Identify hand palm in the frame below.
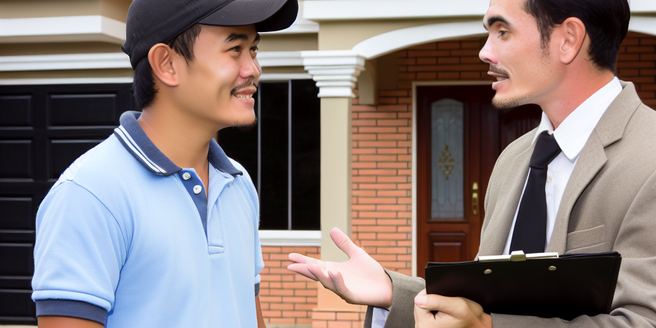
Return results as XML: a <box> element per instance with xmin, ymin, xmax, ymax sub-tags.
<box><xmin>288</xmin><ymin>228</ymin><xmax>393</xmax><ymax>308</ymax></box>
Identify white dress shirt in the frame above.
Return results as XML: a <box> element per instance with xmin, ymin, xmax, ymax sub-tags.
<box><xmin>502</xmin><ymin>77</ymin><xmax>622</xmax><ymax>254</ymax></box>
<box><xmin>372</xmin><ymin>77</ymin><xmax>623</xmax><ymax>328</ymax></box>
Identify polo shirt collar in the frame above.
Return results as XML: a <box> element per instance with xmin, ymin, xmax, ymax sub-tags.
<box><xmin>113</xmin><ymin>111</ymin><xmax>242</xmax><ymax>177</ymax></box>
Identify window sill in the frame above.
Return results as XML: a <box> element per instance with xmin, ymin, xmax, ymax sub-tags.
<box><xmin>259</xmin><ymin>230</ymin><xmax>321</xmax><ymax>247</ymax></box>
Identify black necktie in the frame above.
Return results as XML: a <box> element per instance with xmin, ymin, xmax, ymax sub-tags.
<box><xmin>510</xmin><ymin>131</ymin><xmax>562</xmax><ymax>253</ymax></box>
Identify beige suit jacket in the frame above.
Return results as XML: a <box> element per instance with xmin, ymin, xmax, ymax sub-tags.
<box><xmin>365</xmin><ymin>81</ymin><xmax>656</xmax><ymax>328</ymax></box>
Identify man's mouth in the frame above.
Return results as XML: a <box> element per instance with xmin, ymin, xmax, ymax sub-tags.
<box><xmin>233</xmin><ymin>93</ymin><xmax>253</xmax><ymax>100</ymax></box>
<box><xmin>487</xmin><ymin>65</ymin><xmax>510</xmax><ymax>81</ymax></box>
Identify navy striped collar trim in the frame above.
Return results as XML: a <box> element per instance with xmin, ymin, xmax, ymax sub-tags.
<box><xmin>114</xmin><ymin>111</ymin><xmax>242</xmax><ymax>177</ymax></box>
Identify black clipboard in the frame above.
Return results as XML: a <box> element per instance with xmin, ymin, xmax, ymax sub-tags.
<box><xmin>425</xmin><ymin>251</ymin><xmax>621</xmax><ymax>320</ymax></box>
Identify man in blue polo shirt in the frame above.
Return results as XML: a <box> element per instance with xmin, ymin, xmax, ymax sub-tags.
<box><xmin>31</xmin><ymin>0</ymin><xmax>298</xmax><ymax>327</ymax></box>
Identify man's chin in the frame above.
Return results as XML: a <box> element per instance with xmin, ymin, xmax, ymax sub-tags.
<box><xmin>234</xmin><ymin>118</ymin><xmax>258</xmax><ymax>132</ymax></box>
<box><xmin>491</xmin><ymin>93</ymin><xmax>531</xmax><ymax>109</ymax></box>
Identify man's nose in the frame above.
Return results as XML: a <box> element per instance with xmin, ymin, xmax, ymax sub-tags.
<box><xmin>241</xmin><ymin>54</ymin><xmax>261</xmax><ymax>80</ymax></box>
<box><xmin>479</xmin><ymin>36</ymin><xmax>497</xmax><ymax>65</ymax></box>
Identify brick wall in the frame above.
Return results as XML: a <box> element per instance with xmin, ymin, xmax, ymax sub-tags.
<box><xmin>260</xmin><ymin>246</ymin><xmax>319</xmax><ymax>327</ymax></box>
<box><xmin>617</xmin><ymin>33</ymin><xmax>656</xmax><ymax>107</ymax></box>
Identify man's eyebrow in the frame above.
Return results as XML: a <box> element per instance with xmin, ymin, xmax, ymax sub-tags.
<box><xmin>225</xmin><ymin>33</ymin><xmax>250</xmax><ymax>42</ymax></box>
<box><xmin>484</xmin><ymin>15</ymin><xmax>511</xmax><ymax>29</ymax></box>
<box><xmin>225</xmin><ymin>32</ymin><xmax>260</xmax><ymax>43</ymax></box>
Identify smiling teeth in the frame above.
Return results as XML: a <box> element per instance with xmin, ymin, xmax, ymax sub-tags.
<box><xmin>235</xmin><ymin>94</ymin><xmax>252</xmax><ymax>100</ymax></box>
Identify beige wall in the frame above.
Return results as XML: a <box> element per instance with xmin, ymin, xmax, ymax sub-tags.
<box><xmin>0</xmin><ymin>0</ymin><xmax>130</xmax><ymax>21</ymax></box>
<box><xmin>259</xmin><ymin>34</ymin><xmax>318</xmax><ymax>52</ymax></box>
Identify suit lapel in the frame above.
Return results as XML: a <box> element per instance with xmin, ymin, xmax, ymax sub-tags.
<box><xmin>547</xmin><ymin>81</ymin><xmax>640</xmax><ymax>254</ymax></box>
<box><xmin>478</xmin><ymin>139</ymin><xmax>533</xmax><ymax>256</ymax></box>
<box><xmin>547</xmin><ymin>134</ymin><xmax>607</xmax><ymax>254</ymax></box>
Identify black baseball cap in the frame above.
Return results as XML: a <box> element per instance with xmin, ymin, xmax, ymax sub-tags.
<box><xmin>122</xmin><ymin>0</ymin><xmax>299</xmax><ymax>69</ymax></box>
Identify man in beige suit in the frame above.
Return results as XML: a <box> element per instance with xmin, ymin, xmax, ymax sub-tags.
<box><xmin>288</xmin><ymin>0</ymin><xmax>656</xmax><ymax>327</ymax></box>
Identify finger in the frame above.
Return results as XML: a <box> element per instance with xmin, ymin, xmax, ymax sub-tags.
<box><xmin>287</xmin><ymin>263</ymin><xmax>318</xmax><ymax>281</ymax></box>
<box><xmin>414</xmin><ymin>289</ymin><xmax>428</xmax><ymax>308</ymax></box>
<box><xmin>289</xmin><ymin>253</ymin><xmax>311</xmax><ymax>264</ymax></box>
<box><xmin>308</xmin><ymin>262</ymin><xmax>337</xmax><ymax>292</ymax></box>
<box><xmin>420</xmin><ymin>294</ymin><xmax>466</xmax><ymax>317</ymax></box>
<box><xmin>327</xmin><ymin>267</ymin><xmax>347</xmax><ymax>294</ymax></box>
<box><xmin>329</xmin><ymin>228</ymin><xmax>363</xmax><ymax>259</ymax></box>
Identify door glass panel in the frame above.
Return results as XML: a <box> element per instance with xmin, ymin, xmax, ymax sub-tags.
<box><xmin>431</xmin><ymin>98</ymin><xmax>464</xmax><ymax>220</ymax></box>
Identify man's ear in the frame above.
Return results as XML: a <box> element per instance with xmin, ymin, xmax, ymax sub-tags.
<box><xmin>556</xmin><ymin>17</ymin><xmax>587</xmax><ymax>65</ymax></box>
<box><xmin>148</xmin><ymin>43</ymin><xmax>180</xmax><ymax>87</ymax></box>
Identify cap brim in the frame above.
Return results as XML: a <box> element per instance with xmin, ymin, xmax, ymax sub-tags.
<box><xmin>199</xmin><ymin>0</ymin><xmax>298</xmax><ymax>32</ymax></box>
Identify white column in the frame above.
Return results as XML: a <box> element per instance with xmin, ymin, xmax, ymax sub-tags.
<box><xmin>301</xmin><ymin>51</ymin><xmax>365</xmax><ymax>264</ymax></box>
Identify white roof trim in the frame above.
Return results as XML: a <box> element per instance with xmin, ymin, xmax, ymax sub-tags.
<box><xmin>0</xmin><ymin>77</ymin><xmax>133</xmax><ymax>85</ymax></box>
<box><xmin>0</xmin><ymin>53</ymin><xmax>131</xmax><ymax>71</ymax></box>
<box><xmin>0</xmin><ymin>51</ymin><xmax>307</xmax><ymax>72</ymax></box>
<box><xmin>629</xmin><ymin>16</ymin><xmax>656</xmax><ymax>36</ymax></box>
<box><xmin>353</xmin><ymin>20</ymin><xmax>486</xmax><ymax>59</ymax></box>
<box><xmin>304</xmin><ymin>0</ymin><xmax>489</xmax><ymax>21</ymax></box>
<box><xmin>0</xmin><ymin>15</ymin><xmax>126</xmax><ymax>44</ymax></box>
<box><xmin>304</xmin><ymin>0</ymin><xmax>656</xmax><ymax>21</ymax></box>
<box><xmin>259</xmin><ymin>230</ymin><xmax>321</xmax><ymax>247</ymax></box>
<box><xmin>257</xmin><ymin>51</ymin><xmax>304</xmax><ymax>67</ymax></box>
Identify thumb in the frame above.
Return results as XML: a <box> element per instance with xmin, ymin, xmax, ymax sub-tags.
<box><xmin>329</xmin><ymin>228</ymin><xmax>361</xmax><ymax>258</ymax></box>
<box><xmin>416</xmin><ymin>293</ymin><xmax>461</xmax><ymax>316</ymax></box>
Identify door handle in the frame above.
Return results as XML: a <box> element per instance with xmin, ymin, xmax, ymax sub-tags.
<box><xmin>472</xmin><ymin>182</ymin><xmax>479</xmax><ymax>215</ymax></box>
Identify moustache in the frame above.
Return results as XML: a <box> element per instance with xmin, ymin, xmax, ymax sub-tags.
<box><xmin>231</xmin><ymin>77</ymin><xmax>257</xmax><ymax>95</ymax></box>
<box><xmin>489</xmin><ymin>65</ymin><xmax>509</xmax><ymax>77</ymax></box>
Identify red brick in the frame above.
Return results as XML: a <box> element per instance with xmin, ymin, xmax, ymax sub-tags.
<box><xmin>408</xmin><ymin>43</ymin><xmax>438</xmax><ymax>50</ymax></box>
<box><xmin>359</xmin><ymin>155</ymin><xmax>397</xmax><ymax>162</ymax></box>
<box><xmin>398</xmin><ymin>58</ymin><xmax>416</xmax><ymax>65</ymax></box>
<box><xmin>417</xmin><ymin>72</ymin><xmax>437</xmax><ymax>80</ymax></box>
<box><xmin>376</xmin><ymin>190</ymin><xmax>407</xmax><ymax>197</ymax></box>
<box><xmin>352</xmin><ymin>190</ymin><xmax>376</xmax><ymax>197</ymax></box>
<box><xmin>407</xmin><ymin>50</ymin><xmax>450</xmax><ymax>57</ymax></box>
<box><xmin>358</xmin><ymin>169</ymin><xmax>398</xmax><ymax>175</ymax></box>
<box><xmin>377</xmin><ymin>162</ymin><xmax>408</xmax><ymax>169</ymax></box>
<box><xmin>377</xmin><ymin>119</ymin><xmax>409</xmax><ymax>126</ymax></box>
<box><xmin>417</xmin><ymin>57</ymin><xmax>437</xmax><ymax>65</ymax></box>
<box><xmin>378</xmin><ymin>90</ymin><xmax>408</xmax><ymax>97</ymax></box>
<box><xmin>377</xmin><ymin>205</ymin><xmax>407</xmax><ymax>211</ymax></box>
<box><xmin>437</xmin><ymin>57</ymin><xmax>460</xmax><ymax>64</ymax></box>
<box><xmin>358</xmin><ymin>127</ymin><xmax>398</xmax><ymax>133</ymax></box>
<box><xmin>377</xmin><ymin>148</ymin><xmax>408</xmax><ymax>155</ymax></box>
<box><xmin>627</xmin><ymin>46</ymin><xmax>655</xmax><ymax>53</ymax></box>
<box><xmin>377</xmin><ymin>133</ymin><xmax>409</xmax><ymax>140</ymax></box>
<box><xmin>437</xmin><ymin>41</ymin><xmax>461</xmax><ymax>50</ymax></box>
<box><xmin>359</xmin><ymin>211</ymin><xmax>398</xmax><ymax>218</ymax></box>
<box><xmin>378</xmin><ymin>98</ymin><xmax>398</xmax><ymax>104</ymax></box>
<box><xmin>352</xmin><ymin>205</ymin><xmax>376</xmax><ymax>211</ymax></box>
<box><xmin>358</xmin><ymin>197</ymin><xmax>397</xmax><ymax>204</ymax></box>
<box><xmin>359</xmin><ymin>141</ymin><xmax>398</xmax><ymax>147</ymax></box>
<box><xmin>438</xmin><ymin>72</ymin><xmax>460</xmax><ymax>79</ymax></box>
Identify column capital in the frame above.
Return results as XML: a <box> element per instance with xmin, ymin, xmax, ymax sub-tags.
<box><xmin>301</xmin><ymin>50</ymin><xmax>366</xmax><ymax>98</ymax></box>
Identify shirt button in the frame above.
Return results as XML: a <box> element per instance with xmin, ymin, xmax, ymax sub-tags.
<box><xmin>182</xmin><ymin>172</ymin><xmax>191</xmax><ymax>180</ymax></box>
<box><xmin>547</xmin><ymin>175</ymin><xmax>553</xmax><ymax>183</ymax></box>
<box><xmin>193</xmin><ymin>185</ymin><xmax>202</xmax><ymax>195</ymax></box>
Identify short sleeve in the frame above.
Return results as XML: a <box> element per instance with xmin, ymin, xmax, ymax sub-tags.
<box><xmin>32</xmin><ymin>181</ymin><xmax>128</xmax><ymax>323</ymax></box>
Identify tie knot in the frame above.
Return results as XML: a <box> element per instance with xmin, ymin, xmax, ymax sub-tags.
<box><xmin>529</xmin><ymin>131</ymin><xmax>561</xmax><ymax>169</ymax></box>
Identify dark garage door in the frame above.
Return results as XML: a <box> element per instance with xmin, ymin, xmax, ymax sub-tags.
<box><xmin>0</xmin><ymin>83</ymin><xmax>134</xmax><ymax>324</ymax></box>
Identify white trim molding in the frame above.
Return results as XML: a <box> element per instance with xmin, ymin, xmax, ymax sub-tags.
<box><xmin>0</xmin><ymin>15</ymin><xmax>125</xmax><ymax>44</ymax></box>
<box><xmin>304</xmin><ymin>0</ymin><xmax>489</xmax><ymax>21</ymax></box>
<box><xmin>258</xmin><ymin>51</ymin><xmax>304</xmax><ymax>67</ymax></box>
<box><xmin>301</xmin><ymin>50</ymin><xmax>365</xmax><ymax>98</ymax></box>
<box><xmin>629</xmin><ymin>16</ymin><xmax>656</xmax><ymax>37</ymax></box>
<box><xmin>0</xmin><ymin>51</ymin><xmax>310</xmax><ymax>72</ymax></box>
<box><xmin>353</xmin><ymin>21</ymin><xmax>486</xmax><ymax>59</ymax></box>
<box><xmin>0</xmin><ymin>53</ymin><xmax>131</xmax><ymax>71</ymax></box>
<box><xmin>304</xmin><ymin>0</ymin><xmax>656</xmax><ymax>21</ymax></box>
<box><xmin>259</xmin><ymin>230</ymin><xmax>322</xmax><ymax>247</ymax></box>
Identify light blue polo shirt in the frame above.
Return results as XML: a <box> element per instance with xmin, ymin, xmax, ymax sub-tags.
<box><xmin>32</xmin><ymin>111</ymin><xmax>264</xmax><ymax>327</ymax></box>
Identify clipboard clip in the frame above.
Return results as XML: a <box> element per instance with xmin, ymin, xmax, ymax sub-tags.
<box><xmin>479</xmin><ymin>250</ymin><xmax>559</xmax><ymax>262</ymax></box>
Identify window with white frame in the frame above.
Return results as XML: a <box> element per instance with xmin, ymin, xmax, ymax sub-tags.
<box><xmin>218</xmin><ymin>79</ymin><xmax>320</xmax><ymax>230</ymax></box>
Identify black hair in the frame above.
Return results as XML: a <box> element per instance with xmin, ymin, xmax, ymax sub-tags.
<box><xmin>523</xmin><ymin>0</ymin><xmax>630</xmax><ymax>72</ymax></box>
<box><xmin>132</xmin><ymin>24</ymin><xmax>202</xmax><ymax>109</ymax></box>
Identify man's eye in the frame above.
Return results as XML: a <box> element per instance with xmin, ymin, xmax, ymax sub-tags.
<box><xmin>231</xmin><ymin>46</ymin><xmax>242</xmax><ymax>52</ymax></box>
<box><xmin>251</xmin><ymin>46</ymin><xmax>259</xmax><ymax>52</ymax></box>
<box><xmin>498</xmin><ymin>30</ymin><xmax>507</xmax><ymax>37</ymax></box>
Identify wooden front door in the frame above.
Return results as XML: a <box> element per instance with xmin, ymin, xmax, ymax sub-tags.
<box><xmin>416</xmin><ymin>85</ymin><xmax>541</xmax><ymax>278</ymax></box>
